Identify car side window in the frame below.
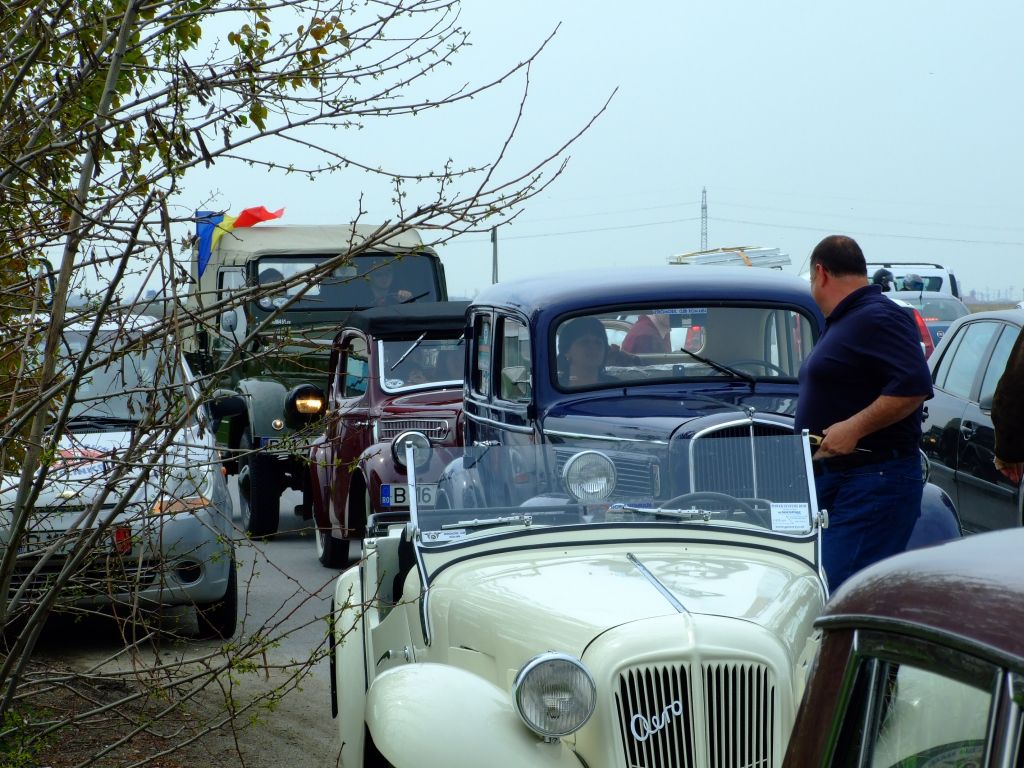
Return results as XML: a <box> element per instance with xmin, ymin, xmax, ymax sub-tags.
<box><xmin>498</xmin><ymin>316</ymin><xmax>531</xmax><ymax>402</ymax></box>
<box><xmin>341</xmin><ymin>337</ymin><xmax>369</xmax><ymax>398</ymax></box>
<box><xmin>827</xmin><ymin>634</ymin><xmax>998</xmax><ymax>768</ymax></box>
<box><xmin>937</xmin><ymin>322</ymin><xmax>998</xmax><ymax>400</ymax></box>
<box><xmin>979</xmin><ymin>325</ymin><xmax>1018</xmax><ymax>406</ymax></box>
<box><xmin>472</xmin><ymin>314</ymin><xmax>492</xmax><ymax>397</ymax></box>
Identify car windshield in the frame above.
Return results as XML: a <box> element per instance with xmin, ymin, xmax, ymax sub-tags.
<box><xmin>379</xmin><ymin>337</ymin><xmax>465</xmax><ymax>392</ymax></box>
<box><xmin>398</xmin><ymin>433</ymin><xmax>818</xmax><ymax>547</ymax></box>
<box><xmin>254</xmin><ymin>253</ymin><xmax>442</xmax><ymax>311</ymax></box>
<box><xmin>553</xmin><ymin>305</ymin><xmax>816</xmax><ymax>391</ymax></box>
<box><xmin>54</xmin><ymin>329</ymin><xmax>184</xmax><ymax>423</ymax></box>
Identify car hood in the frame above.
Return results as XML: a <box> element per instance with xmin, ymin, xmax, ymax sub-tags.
<box><xmin>540</xmin><ymin>390</ymin><xmax>798</xmax><ymax>440</ymax></box>
<box><xmin>0</xmin><ymin>427</ymin><xmax>209</xmax><ymax>516</ymax></box>
<box><xmin>427</xmin><ymin>540</ymin><xmax>822</xmax><ymax>664</ymax></box>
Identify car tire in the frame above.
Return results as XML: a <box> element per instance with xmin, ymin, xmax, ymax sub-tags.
<box><xmin>237</xmin><ymin>428</ymin><xmax>281</xmax><ymax>537</ymax></box>
<box><xmin>315</xmin><ymin>524</ymin><xmax>347</xmax><ymax>568</ymax></box>
<box><xmin>195</xmin><ymin>554</ymin><xmax>238</xmax><ymax>640</ymax></box>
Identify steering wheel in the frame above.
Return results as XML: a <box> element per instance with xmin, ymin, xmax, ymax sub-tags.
<box><xmin>727</xmin><ymin>359</ymin><xmax>788</xmax><ymax>377</ymax></box>
<box><xmin>659</xmin><ymin>491</ymin><xmax>772</xmax><ymax>527</ymax></box>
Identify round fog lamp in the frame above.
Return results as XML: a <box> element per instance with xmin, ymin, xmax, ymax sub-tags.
<box><xmin>513</xmin><ymin>652</ymin><xmax>596</xmax><ymax>739</ymax></box>
<box><xmin>392</xmin><ymin>431</ymin><xmax>432</xmax><ymax>470</ymax></box>
<box><xmin>562</xmin><ymin>450</ymin><xmax>616</xmax><ymax>502</ymax></box>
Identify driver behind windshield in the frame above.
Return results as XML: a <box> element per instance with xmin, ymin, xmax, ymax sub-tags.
<box><xmin>558</xmin><ymin>316</ymin><xmax>612</xmax><ymax>388</ymax></box>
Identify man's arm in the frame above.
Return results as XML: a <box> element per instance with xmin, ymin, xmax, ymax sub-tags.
<box><xmin>817</xmin><ymin>394</ymin><xmax>927</xmax><ymax>457</ymax></box>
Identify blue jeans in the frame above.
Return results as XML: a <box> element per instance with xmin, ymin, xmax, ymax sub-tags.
<box><xmin>815</xmin><ymin>456</ymin><xmax>922</xmax><ymax>591</ymax></box>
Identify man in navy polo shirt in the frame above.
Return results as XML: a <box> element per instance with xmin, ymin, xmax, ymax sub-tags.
<box><xmin>796</xmin><ymin>235</ymin><xmax>932</xmax><ymax>590</ymax></box>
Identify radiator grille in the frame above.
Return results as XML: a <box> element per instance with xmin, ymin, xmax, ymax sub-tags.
<box><xmin>378</xmin><ymin>419</ymin><xmax>449</xmax><ymax>441</ymax></box>
<box><xmin>689</xmin><ymin>423</ymin><xmax>808</xmax><ymax>504</ymax></box>
<box><xmin>615</xmin><ymin>662</ymin><xmax>776</xmax><ymax>768</ymax></box>
<box><xmin>9</xmin><ymin>556</ymin><xmax>162</xmax><ymax>605</ymax></box>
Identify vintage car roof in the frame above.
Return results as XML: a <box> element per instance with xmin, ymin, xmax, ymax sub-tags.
<box><xmin>343</xmin><ymin>301</ymin><xmax>470</xmax><ymax>336</ymax></box>
<box><xmin>819</xmin><ymin>528</ymin><xmax>1024</xmax><ymax>663</ymax></box>
<box><xmin>472</xmin><ymin>266</ymin><xmax>820</xmax><ymax>318</ymax></box>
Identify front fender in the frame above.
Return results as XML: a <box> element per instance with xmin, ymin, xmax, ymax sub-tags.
<box><xmin>237</xmin><ymin>378</ymin><xmax>287</xmax><ymax>438</ymax></box>
<box><xmin>908</xmin><ymin>482</ymin><xmax>962</xmax><ymax>550</ymax></box>
<box><xmin>366</xmin><ymin>664</ymin><xmax>582</xmax><ymax>768</ymax></box>
<box><xmin>332</xmin><ymin>566</ymin><xmax>367</xmax><ymax>766</ymax></box>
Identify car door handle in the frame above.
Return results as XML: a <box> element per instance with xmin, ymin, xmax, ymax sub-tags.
<box><xmin>960</xmin><ymin>422</ymin><xmax>976</xmax><ymax>440</ymax></box>
<box><xmin>473</xmin><ymin>440</ymin><xmax>499</xmax><ymax>447</ymax></box>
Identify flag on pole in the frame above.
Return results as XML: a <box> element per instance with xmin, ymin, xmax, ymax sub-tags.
<box><xmin>195</xmin><ymin>206</ymin><xmax>285</xmax><ymax>276</ymax></box>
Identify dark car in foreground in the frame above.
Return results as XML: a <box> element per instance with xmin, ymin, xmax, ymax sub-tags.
<box><xmin>921</xmin><ymin>308</ymin><xmax>1023</xmax><ymax>532</ymax></box>
<box><xmin>307</xmin><ymin>301</ymin><xmax>468</xmax><ymax>566</ymax></box>
<box><xmin>784</xmin><ymin>527</ymin><xmax>1024</xmax><ymax>767</ymax></box>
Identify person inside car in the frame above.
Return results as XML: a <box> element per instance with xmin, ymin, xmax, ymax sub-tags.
<box><xmin>558</xmin><ymin>316</ymin><xmax>614</xmax><ymax>388</ymax></box>
<box><xmin>367</xmin><ymin>262</ymin><xmax>413</xmax><ymax>306</ymax></box>
<box><xmin>621</xmin><ymin>313</ymin><xmax>671</xmax><ymax>353</ymax></box>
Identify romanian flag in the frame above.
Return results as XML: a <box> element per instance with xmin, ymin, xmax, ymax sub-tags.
<box><xmin>195</xmin><ymin>206</ymin><xmax>285</xmax><ymax>276</ymax></box>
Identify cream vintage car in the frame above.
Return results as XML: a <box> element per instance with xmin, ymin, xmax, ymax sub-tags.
<box><xmin>330</xmin><ymin>432</ymin><xmax>829</xmax><ymax>767</ymax></box>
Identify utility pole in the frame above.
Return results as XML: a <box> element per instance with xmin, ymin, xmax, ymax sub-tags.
<box><xmin>490</xmin><ymin>226</ymin><xmax>498</xmax><ymax>284</ymax></box>
<box><xmin>700</xmin><ymin>187</ymin><xmax>708</xmax><ymax>251</ymax></box>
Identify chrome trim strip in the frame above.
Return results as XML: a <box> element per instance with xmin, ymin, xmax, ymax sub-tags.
<box><xmin>627</xmin><ymin>552</ymin><xmax>688</xmax><ymax>614</ymax></box>
<box><xmin>544</xmin><ymin>429</ymin><xmax>668</xmax><ymax>445</ymax></box>
<box><xmin>464</xmin><ymin>412</ymin><xmax>533</xmax><ymax>434</ymax></box>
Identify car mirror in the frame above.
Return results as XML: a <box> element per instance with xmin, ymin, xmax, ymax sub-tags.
<box><xmin>979</xmin><ymin>393</ymin><xmax>994</xmax><ymax>412</ymax></box>
<box><xmin>207</xmin><ymin>390</ymin><xmax>246</xmax><ymax>421</ymax></box>
<box><xmin>221</xmin><ymin>309</ymin><xmax>238</xmax><ymax>332</ymax></box>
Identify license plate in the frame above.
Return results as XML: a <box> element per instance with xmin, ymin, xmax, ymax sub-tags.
<box><xmin>380</xmin><ymin>484</ymin><xmax>437</xmax><ymax>508</ymax></box>
<box><xmin>17</xmin><ymin>529</ymin><xmax>92</xmax><ymax>556</ymax></box>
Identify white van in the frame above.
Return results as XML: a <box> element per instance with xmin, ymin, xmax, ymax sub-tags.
<box><xmin>866</xmin><ymin>261</ymin><xmax>961</xmax><ymax>298</ymax></box>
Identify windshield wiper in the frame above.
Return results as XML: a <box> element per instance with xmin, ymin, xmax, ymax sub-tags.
<box><xmin>390</xmin><ymin>332</ymin><xmax>427</xmax><ymax>371</ymax></box>
<box><xmin>441</xmin><ymin>513</ymin><xmax>534</xmax><ymax>530</ymax></box>
<box><xmin>65</xmin><ymin>415</ymin><xmax>139</xmax><ymax>428</ymax></box>
<box><xmin>609</xmin><ymin>503</ymin><xmax>712</xmax><ymax>522</ymax></box>
<box><xmin>400</xmin><ymin>290</ymin><xmax>431</xmax><ymax>304</ymax></box>
<box><xmin>676</xmin><ymin>348</ymin><xmax>756</xmax><ymax>388</ymax></box>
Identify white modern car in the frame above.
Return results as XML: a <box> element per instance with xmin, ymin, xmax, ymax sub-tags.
<box><xmin>0</xmin><ymin>314</ymin><xmax>243</xmax><ymax>637</ymax></box>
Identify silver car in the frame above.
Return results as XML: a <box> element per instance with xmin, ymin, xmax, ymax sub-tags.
<box><xmin>0</xmin><ymin>314</ymin><xmax>242</xmax><ymax>638</ymax></box>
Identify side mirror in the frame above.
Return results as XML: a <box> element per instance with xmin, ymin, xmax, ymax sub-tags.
<box><xmin>979</xmin><ymin>393</ymin><xmax>994</xmax><ymax>412</ymax></box>
<box><xmin>221</xmin><ymin>309</ymin><xmax>238</xmax><ymax>333</ymax></box>
<box><xmin>207</xmin><ymin>390</ymin><xmax>246</xmax><ymax>421</ymax></box>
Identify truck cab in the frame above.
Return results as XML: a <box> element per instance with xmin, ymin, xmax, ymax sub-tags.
<box><xmin>183</xmin><ymin>224</ymin><xmax>447</xmax><ymax>537</ymax></box>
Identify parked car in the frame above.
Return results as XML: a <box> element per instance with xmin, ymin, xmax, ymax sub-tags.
<box><xmin>0</xmin><ymin>314</ymin><xmax>243</xmax><ymax>637</ymax></box>
<box><xmin>865</xmin><ymin>260</ymin><xmax>961</xmax><ymax>298</ymax></box>
<box><xmin>328</xmin><ymin>267</ymin><xmax>961</xmax><ymax>768</ymax></box>
<box><xmin>886</xmin><ymin>290</ymin><xmax>970</xmax><ymax>347</ymax></box>
<box><xmin>783</xmin><ymin>526</ymin><xmax>1024</xmax><ymax>767</ymax></box>
<box><xmin>920</xmin><ymin>308</ymin><xmax>1024</xmax><ymax>532</ymax></box>
<box><xmin>307</xmin><ymin>301</ymin><xmax>469</xmax><ymax>567</ymax></box>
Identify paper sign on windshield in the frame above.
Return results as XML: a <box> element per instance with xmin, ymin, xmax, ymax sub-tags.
<box><xmin>770</xmin><ymin>502</ymin><xmax>810</xmax><ymax>533</ymax></box>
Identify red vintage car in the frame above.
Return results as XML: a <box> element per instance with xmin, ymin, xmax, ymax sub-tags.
<box><xmin>308</xmin><ymin>301</ymin><xmax>468</xmax><ymax>567</ymax></box>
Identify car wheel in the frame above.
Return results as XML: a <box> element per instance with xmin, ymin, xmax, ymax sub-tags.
<box><xmin>195</xmin><ymin>554</ymin><xmax>238</xmax><ymax>640</ymax></box>
<box><xmin>315</xmin><ymin>524</ymin><xmax>347</xmax><ymax>568</ymax></box>
<box><xmin>237</xmin><ymin>428</ymin><xmax>281</xmax><ymax>538</ymax></box>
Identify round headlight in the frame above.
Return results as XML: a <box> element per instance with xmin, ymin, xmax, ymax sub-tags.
<box><xmin>513</xmin><ymin>652</ymin><xmax>596</xmax><ymax>739</ymax></box>
<box><xmin>562</xmin><ymin>450</ymin><xmax>616</xmax><ymax>502</ymax></box>
<box><xmin>392</xmin><ymin>431</ymin><xmax>432</xmax><ymax>470</ymax></box>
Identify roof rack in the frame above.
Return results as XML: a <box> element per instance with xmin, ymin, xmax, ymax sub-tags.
<box><xmin>865</xmin><ymin>262</ymin><xmax>947</xmax><ymax>269</ymax></box>
<box><xmin>669</xmin><ymin>246</ymin><xmax>791</xmax><ymax>269</ymax></box>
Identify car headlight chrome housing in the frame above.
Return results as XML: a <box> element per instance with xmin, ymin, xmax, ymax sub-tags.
<box><xmin>513</xmin><ymin>652</ymin><xmax>596</xmax><ymax>740</ymax></box>
<box><xmin>562</xmin><ymin>450</ymin><xmax>616</xmax><ymax>503</ymax></box>
<box><xmin>392</xmin><ymin>430</ymin><xmax>432</xmax><ymax>471</ymax></box>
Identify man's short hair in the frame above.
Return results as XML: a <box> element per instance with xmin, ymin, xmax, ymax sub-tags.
<box><xmin>809</xmin><ymin>235</ymin><xmax>867</xmax><ymax>278</ymax></box>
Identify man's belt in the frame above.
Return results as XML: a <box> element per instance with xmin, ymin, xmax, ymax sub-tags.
<box><xmin>812</xmin><ymin>447</ymin><xmax>918</xmax><ymax>476</ymax></box>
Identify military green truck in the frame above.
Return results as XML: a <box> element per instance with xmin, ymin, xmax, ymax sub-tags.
<box><xmin>183</xmin><ymin>224</ymin><xmax>448</xmax><ymax>537</ymax></box>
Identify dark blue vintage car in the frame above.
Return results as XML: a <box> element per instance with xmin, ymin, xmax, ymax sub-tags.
<box><xmin>438</xmin><ymin>266</ymin><xmax>958</xmax><ymax>557</ymax></box>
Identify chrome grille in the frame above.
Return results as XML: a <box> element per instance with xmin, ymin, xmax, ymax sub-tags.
<box><xmin>615</xmin><ymin>662</ymin><xmax>776</xmax><ymax>768</ymax></box>
<box><xmin>616</xmin><ymin>664</ymin><xmax>696</xmax><ymax>768</ymax></box>
<box><xmin>554</xmin><ymin>449</ymin><xmax>655</xmax><ymax>498</ymax></box>
<box><xmin>378</xmin><ymin>419</ymin><xmax>449</xmax><ymax>441</ymax></box>
<box><xmin>690</xmin><ymin>423</ymin><xmax>808</xmax><ymax>504</ymax></box>
<box><xmin>704</xmin><ymin>662</ymin><xmax>775</xmax><ymax>768</ymax></box>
